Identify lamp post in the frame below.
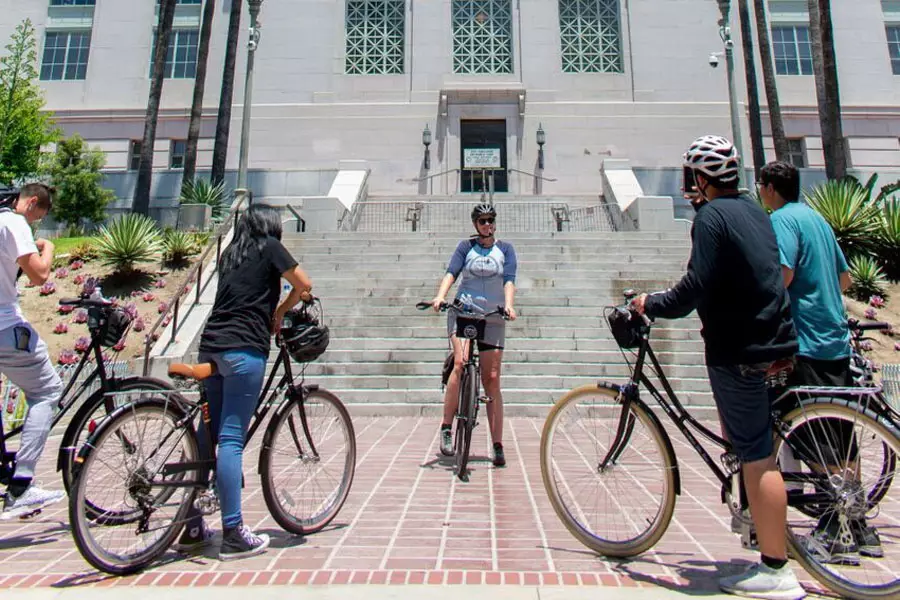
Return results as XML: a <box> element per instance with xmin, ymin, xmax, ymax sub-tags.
<box><xmin>536</xmin><ymin>123</ymin><xmax>546</xmax><ymax>170</ymax></box>
<box><xmin>237</xmin><ymin>0</ymin><xmax>263</xmax><ymax>192</ymax></box>
<box><xmin>716</xmin><ymin>0</ymin><xmax>745</xmax><ymax>170</ymax></box>
<box><xmin>422</xmin><ymin>124</ymin><xmax>432</xmax><ymax>171</ymax></box>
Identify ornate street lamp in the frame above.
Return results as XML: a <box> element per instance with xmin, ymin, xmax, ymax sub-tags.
<box><xmin>715</xmin><ymin>0</ymin><xmax>745</xmax><ymax>170</ymax></box>
<box><xmin>422</xmin><ymin>124</ymin><xmax>432</xmax><ymax>171</ymax></box>
<box><xmin>536</xmin><ymin>123</ymin><xmax>546</xmax><ymax>170</ymax></box>
<box><xmin>237</xmin><ymin>0</ymin><xmax>264</xmax><ymax>191</ymax></box>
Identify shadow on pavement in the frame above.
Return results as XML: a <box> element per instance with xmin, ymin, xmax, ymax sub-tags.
<box><xmin>0</xmin><ymin>522</ymin><xmax>68</xmax><ymax>551</ymax></box>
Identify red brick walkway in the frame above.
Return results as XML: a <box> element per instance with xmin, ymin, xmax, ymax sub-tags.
<box><xmin>0</xmin><ymin>416</ymin><xmax>826</xmax><ymax>594</ymax></box>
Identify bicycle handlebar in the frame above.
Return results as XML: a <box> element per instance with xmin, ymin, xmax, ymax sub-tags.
<box><xmin>848</xmin><ymin>318</ymin><xmax>892</xmax><ymax>333</ymax></box>
<box><xmin>59</xmin><ymin>297</ymin><xmax>114</xmax><ymax>309</ymax></box>
<box><xmin>416</xmin><ymin>301</ymin><xmax>510</xmax><ymax>320</ymax></box>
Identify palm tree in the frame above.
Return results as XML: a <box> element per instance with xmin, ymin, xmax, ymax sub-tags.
<box><xmin>182</xmin><ymin>0</ymin><xmax>217</xmax><ymax>186</ymax></box>
<box><xmin>210</xmin><ymin>0</ymin><xmax>243</xmax><ymax>186</ymax></box>
<box><xmin>753</xmin><ymin>0</ymin><xmax>789</xmax><ymax>161</ymax></box>
<box><xmin>736</xmin><ymin>0</ymin><xmax>765</xmax><ymax>177</ymax></box>
<box><xmin>807</xmin><ymin>0</ymin><xmax>847</xmax><ymax>179</ymax></box>
<box><xmin>133</xmin><ymin>0</ymin><xmax>178</xmax><ymax>216</ymax></box>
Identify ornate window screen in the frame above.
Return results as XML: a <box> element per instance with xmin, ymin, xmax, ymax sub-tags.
<box><xmin>345</xmin><ymin>0</ymin><xmax>406</xmax><ymax>75</ymax></box>
<box><xmin>559</xmin><ymin>0</ymin><xmax>622</xmax><ymax>73</ymax></box>
<box><xmin>452</xmin><ymin>0</ymin><xmax>513</xmax><ymax>74</ymax></box>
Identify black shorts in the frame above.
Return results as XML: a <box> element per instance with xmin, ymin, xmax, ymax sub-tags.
<box><xmin>708</xmin><ymin>364</ymin><xmax>774</xmax><ymax>463</ymax></box>
<box><xmin>779</xmin><ymin>356</ymin><xmax>858</xmax><ymax>466</ymax></box>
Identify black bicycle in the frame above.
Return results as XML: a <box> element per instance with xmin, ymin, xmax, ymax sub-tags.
<box><xmin>68</xmin><ymin>299</ymin><xmax>356</xmax><ymax>575</ymax></box>
<box><xmin>0</xmin><ymin>294</ymin><xmax>173</xmax><ymax>506</ymax></box>
<box><xmin>417</xmin><ymin>300</ymin><xmax>508</xmax><ymax>482</ymax></box>
<box><xmin>540</xmin><ymin>290</ymin><xmax>900</xmax><ymax>600</ymax></box>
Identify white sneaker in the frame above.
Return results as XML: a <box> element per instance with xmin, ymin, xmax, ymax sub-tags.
<box><xmin>1</xmin><ymin>485</ymin><xmax>65</xmax><ymax>520</ymax></box>
<box><xmin>719</xmin><ymin>563</ymin><xmax>805</xmax><ymax>600</ymax></box>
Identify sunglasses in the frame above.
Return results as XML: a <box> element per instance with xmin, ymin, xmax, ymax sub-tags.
<box><xmin>477</xmin><ymin>218</ymin><xmax>495</xmax><ymax>225</ymax></box>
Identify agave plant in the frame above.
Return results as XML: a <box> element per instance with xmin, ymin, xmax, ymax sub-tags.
<box><xmin>180</xmin><ymin>178</ymin><xmax>228</xmax><ymax>219</ymax></box>
<box><xmin>847</xmin><ymin>255</ymin><xmax>888</xmax><ymax>302</ymax></box>
<box><xmin>877</xmin><ymin>197</ymin><xmax>900</xmax><ymax>281</ymax></box>
<box><xmin>805</xmin><ymin>180</ymin><xmax>880</xmax><ymax>258</ymax></box>
<box><xmin>92</xmin><ymin>214</ymin><xmax>162</xmax><ymax>275</ymax></box>
<box><xmin>162</xmin><ymin>230</ymin><xmax>199</xmax><ymax>266</ymax></box>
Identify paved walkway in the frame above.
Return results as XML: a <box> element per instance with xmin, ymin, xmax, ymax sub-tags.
<box><xmin>0</xmin><ymin>417</ymin><xmax>827</xmax><ymax>596</ymax></box>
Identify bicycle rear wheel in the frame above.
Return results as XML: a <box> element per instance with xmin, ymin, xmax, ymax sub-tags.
<box><xmin>69</xmin><ymin>399</ymin><xmax>199</xmax><ymax>575</ymax></box>
<box><xmin>540</xmin><ymin>384</ymin><xmax>678</xmax><ymax>557</ymax></box>
<box><xmin>779</xmin><ymin>398</ymin><xmax>900</xmax><ymax>599</ymax></box>
<box><xmin>260</xmin><ymin>388</ymin><xmax>356</xmax><ymax>535</ymax></box>
<box><xmin>455</xmin><ymin>364</ymin><xmax>477</xmax><ymax>481</ymax></box>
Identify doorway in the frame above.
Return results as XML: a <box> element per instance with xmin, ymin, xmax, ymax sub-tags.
<box><xmin>460</xmin><ymin>119</ymin><xmax>508</xmax><ymax>193</ymax></box>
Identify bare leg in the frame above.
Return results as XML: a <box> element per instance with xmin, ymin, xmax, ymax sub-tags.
<box><xmin>743</xmin><ymin>454</ymin><xmax>788</xmax><ymax>560</ymax></box>
<box><xmin>442</xmin><ymin>336</ymin><xmax>469</xmax><ymax>426</ymax></box>
<box><xmin>480</xmin><ymin>349</ymin><xmax>504</xmax><ymax>445</ymax></box>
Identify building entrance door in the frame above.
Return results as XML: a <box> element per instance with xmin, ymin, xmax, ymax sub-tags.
<box><xmin>460</xmin><ymin>120</ymin><xmax>508</xmax><ymax>193</ymax></box>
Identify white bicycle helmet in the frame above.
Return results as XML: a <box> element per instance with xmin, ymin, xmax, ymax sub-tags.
<box><xmin>683</xmin><ymin>135</ymin><xmax>740</xmax><ymax>184</ymax></box>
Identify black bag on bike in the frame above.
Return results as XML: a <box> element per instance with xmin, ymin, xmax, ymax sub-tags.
<box><xmin>92</xmin><ymin>308</ymin><xmax>132</xmax><ymax>347</ymax></box>
<box><xmin>607</xmin><ymin>307</ymin><xmax>643</xmax><ymax>349</ymax></box>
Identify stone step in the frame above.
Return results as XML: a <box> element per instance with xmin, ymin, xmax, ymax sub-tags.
<box><xmin>319</xmin><ymin>325</ymin><xmax>701</xmax><ymax>340</ymax></box>
<box><xmin>312</xmin><ymin>336</ymin><xmax>704</xmax><ymax>351</ymax></box>
<box><xmin>315</xmin><ymin>306</ymin><xmax>696</xmax><ymax>319</ymax></box>
<box><xmin>302</xmin><ymin>315</ymin><xmax>700</xmax><ymax>328</ymax></box>
<box><xmin>302</xmin><ymin>295</ymin><xmax>678</xmax><ymax>308</ymax></box>
<box><xmin>304</xmin><ymin>388</ymin><xmax>715</xmax><ymax>406</ymax></box>
<box><xmin>285</xmin><ymin>232</ymin><xmax>689</xmax><ymax>241</ymax></box>
<box><xmin>301</xmin><ymin>262</ymin><xmax>688</xmax><ymax>273</ymax></box>
<box><xmin>299</xmin><ymin>277</ymin><xmax>682</xmax><ymax>290</ymax></box>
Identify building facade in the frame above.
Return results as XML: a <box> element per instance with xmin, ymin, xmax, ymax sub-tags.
<box><xmin>5</xmin><ymin>0</ymin><xmax>900</xmax><ymax>197</ymax></box>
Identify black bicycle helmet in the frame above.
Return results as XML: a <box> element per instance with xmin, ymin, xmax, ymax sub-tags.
<box><xmin>471</xmin><ymin>203</ymin><xmax>496</xmax><ymax>221</ymax></box>
<box><xmin>281</xmin><ymin>309</ymin><xmax>330</xmax><ymax>363</ymax></box>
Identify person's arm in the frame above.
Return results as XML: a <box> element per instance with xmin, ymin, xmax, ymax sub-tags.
<box><xmin>501</xmin><ymin>242</ymin><xmax>518</xmax><ymax>320</ymax></box>
<box><xmin>16</xmin><ymin>232</ymin><xmax>51</xmax><ymax>286</ymax></box>
<box><xmin>433</xmin><ymin>241</ymin><xmax>468</xmax><ymax>311</ymax></box>
<box><xmin>640</xmin><ymin>214</ymin><xmax>721</xmax><ymax>319</ymax></box>
<box><xmin>840</xmin><ymin>270</ymin><xmax>852</xmax><ymax>292</ymax></box>
<box><xmin>782</xmin><ymin>266</ymin><xmax>794</xmax><ymax>289</ymax></box>
<box><xmin>771</xmin><ymin>213</ymin><xmax>798</xmax><ymax>290</ymax></box>
<box><xmin>274</xmin><ymin>265</ymin><xmax>313</xmax><ymax>332</ymax></box>
<box><xmin>835</xmin><ymin>240</ymin><xmax>851</xmax><ymax>292</ymax></box>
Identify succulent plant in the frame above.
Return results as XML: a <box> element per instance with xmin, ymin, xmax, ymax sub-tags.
<box><xmin>39</xmin><ymin>282</ymin><xmax>56</xmax><ymax>296</ymax></box>
<box><xmin>58</xmin><ymin>304</ymin><xmax>75</xmax><ymax>315</ymax></box>
<box><xmin>162</xmin><ymin>314</ymin><xmax>172</xmax><ymax>327</ymax></box>
<box><xmin>142</xmin><ymin>292</ymin><xmax>156</xmax><ymax>302</ymax></box>
<box><xmin>70</xmin><ymin>260</ymin><xmax>84</xmax><ymax>270</ymax></box>
<box><xmin>870</xmin><ymin>295</ymin><xmax>886</xmax><ymax>309</ymax></box>
<box><xmin>58</xmin><ymin>350</ymin><xmax>78</xmax><ymax>365</ymax></box>
<box><xmin>81</xmin><ymin>277</ymin><xmax>98</xmax><ymax>297</ymax></box>
<box><xmin>860</xmin><ymin>340</ymin><xmax>874</xmax><ymax>352</ymax></box>
<box><xmin>865</xmin><ymin>307</ymin><xmax>878</xmax><ymax>320</ymax></box>
<box><xmin>123</xmin><ymin>302</ymin><xmax>139</xmax><ymax>320</ymax></box>
<box><xmin>53</xmin><ymin>322</ymin><xmax>69</xmax><ymax>334</ymax></box>
<box><xmin>74</xmin><ymin>336</ymin><xmax>91</xmax><ymax>353</ymax></box>
<box><xmin>895</xmin><ymin>342</ymin><xmax>900</xmax><ymax>352</ymax></box>
<box><xmin>132</xmin><ymin>317</ymin><xmax>146</xmax><ymax>332</ymax></box>
<box><xmin>144</xmin><ymin>332</ymin><xmax>160</xmax><ymax>345</ymax></box>
<box><xmin>158</xmin><ymin>302</ymin><xmax>169</xmax><ymax>314</ymax></box>
<box><xmin>73</xmin><ymin>309</ymin><xmax>88</xmax><ymax>324</ymax></box>
<box><xmin>55</xmin><ymin>267</ymin><xmax>69</xmax><ymax>279</ymax></box>
<box><xmin>154</xmin><ymin>278</ymin><xmax>167</xmax><ymax>289</ymax></box>
<box><xmin>113</xmin><ymin>338</ymin><xmax>126</xmax><ymax>352</ymax></box>
<box><xmin>73</xmin><ymin>274</ymin><xmax>85</xmax><ymax>286</ymax></box>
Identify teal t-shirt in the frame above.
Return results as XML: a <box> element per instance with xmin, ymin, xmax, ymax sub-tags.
<box><xmin>770</xmin><ymin>202</ymin><xmax>850</xmax><ymax>360</ymax></box>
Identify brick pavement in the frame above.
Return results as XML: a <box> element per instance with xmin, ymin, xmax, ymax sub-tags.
<box><xmin>0</xmin><ymin>416</ymin><xmax>831</xmax><ymax>595</ymax></box>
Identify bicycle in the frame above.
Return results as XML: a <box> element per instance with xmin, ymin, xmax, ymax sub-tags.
<box><xmin>417</xmin><ymin>300</ymin><xmax>509</xmax><ymax>482</ymax></box>
<box><xmin>540</xmin><ymin>290</ymin><xmax>900</xmax><ymax>599</ymax></box>
<box><xmin>67</xmin><ymin>298</ymin><xmax>357</xmax><ymax>575</ymax></box>
<box><xmin>0</xmin><ymin>293</ymin><xmax>173</xmax><ymax>507</ymax></box>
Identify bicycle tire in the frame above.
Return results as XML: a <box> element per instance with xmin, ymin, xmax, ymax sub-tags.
<box><xmin>69</xmin><ymin>399</ymin><xmax>199</xmax><ymax>576</ymax></box>
<box><xmin>455</xmin><ymin>364</ymin><xmax>477</xmax><ymax>480</ymax></box>
<box><xmin>540</xmin><ymin>383</ymin><xmax>678</xmax><ymax>557</ymax></box>
<box><xmin>260</xmin><ymin>388</ymin><xmax>356</xmax><ymax>535</ymax></box>
<box><xmin>779</xmin><ymin>399</ymin><xmax>900</xmax><ymax>600</ymax></box>
<box><xmin>59</xmin><ymin>376</ymin><xmax>174</xmax><ymax>493</ymax></box>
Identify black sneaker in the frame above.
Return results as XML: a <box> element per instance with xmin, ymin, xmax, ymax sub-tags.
<box><xmin>801</xmin><ymin>516</ymin><xmax>860</xmax><ymax>566</ymax></box>
<box><xmin>175</xmin><ymin>521</ymin><xmax>215</xmax><ymax>553</ymax></box>
<box><xmin>850</xmin><ymin>518</ymin><xmax>884</xmax><ymax>558</ymax></box>
<box><xmin>440</xmin><ymin>427</ymin><xmax>454</xmax><ymax>457</ymax></box>
<box><xmin>218</xmin><ymin>524</ymin><xmax>270</xmax><ymax>561</ymax></box>
<box><xmin>493</xmin><ymin>443</ymin><xmax>506</xmax><ymax>467</ymax></box>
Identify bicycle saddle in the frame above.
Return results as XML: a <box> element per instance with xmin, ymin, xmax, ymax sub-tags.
<box><xmin>168</xmin><ymin>363</ymin><xmax>216</xmax><ymax>382</ymax></box>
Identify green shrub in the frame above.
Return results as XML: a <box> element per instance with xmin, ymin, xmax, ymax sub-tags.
<box><xmin>805</xmin><ymin>180</ymin><xmax>880</xmax><ymax>258</ymax></box>
<box><xmin>93</xmin><ymin>214</ymin><xmax>162</xmax><ymax>274</ymax></box>
<box><xmin>47</xmin><ymin>134</ymin><xmax>114</xmax><ymax>228</ymax></box>
<box><xmin>847</xmin><ymin>254</ymin><xmax>888</xmax><ymax>302</ymax></box>
<box><xmin>68</xmin><ymin>240</ymin><xmax>98</xmax><ymax>261</ymax></box>
<box><xmin>162</xmin><ymin>230</ymin><xmax>198</xmax><ymax>266</ymax></box>
<box><xmin>180</xmin><ymin>178</ymin><xmax>228</xmax><ymax>220</ymax></box>
<box><xmin>878</xmin><ymin>197</ymin><xmax>900</xmax><ymax>281</ymax></box>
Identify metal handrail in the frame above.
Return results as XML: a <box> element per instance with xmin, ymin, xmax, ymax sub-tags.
<box><xmin>141</xmin><ymin>192</ymin><xmax>249</xmax><ymax>375</ymax></box>
<box><xmin>286</xmin><ymin>204</ymin><xmax>306</xmax><ymax>233</ymax></box>
<box><xmin>412</xmin><ymin>168</ymin><xmax>460</xmax><ymax>183</ymax></box>
<box><xmin>507</xmin><ymin>168</ymin><xmax>558</xmax><ymax>182</ymax></box>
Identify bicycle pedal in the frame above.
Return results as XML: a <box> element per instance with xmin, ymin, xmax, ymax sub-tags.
<box><xmin>479</xmin><ymin>395</ymin><xmax>492</xmax><ymax>403</ymax></box>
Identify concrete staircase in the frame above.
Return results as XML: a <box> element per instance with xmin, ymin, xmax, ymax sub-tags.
<box><xmin>206</xmin><ymin>228</ymin><xmax>711</xmax><ymax>414</ymax></box>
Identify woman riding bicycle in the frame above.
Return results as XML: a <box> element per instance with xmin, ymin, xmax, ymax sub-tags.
<box><xmin>430</xmin><ymin>204</ymin><xmax>517</xmax><ymax>467</ymax></box>
<box><xmin>177</xmin><ymin>204</ymin><xmax>312</xmax><ymax>561</ymax></box>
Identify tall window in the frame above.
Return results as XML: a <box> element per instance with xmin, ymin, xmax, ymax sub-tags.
<box><xmin>345</xmin><ymin>0</ymin><xmax>405</xmax><ymax>74</ymax></box>
<box><xmin>786</xmin><ymin>138</ymin><xmax>807</xmax><ymax>168</ymax></box>
<box><xmin>151</xmin><ymin>29</ymin><xmax>200</xmax><ymax>79</ymax></box>
<box><xmin>558</xmin><ymin>0</ymin><xmax>622</xmax><ymax>73</ymax></box>
<box><xmin>452</xmin><ymin>0</ymin><xmax>513</xmax><ymax>74</ymax></box>
<box><xmin>128</xmin><ymin>140</ymin><xmax>142</xmax><ymax>171</ymax></box>
<box><xmin>887</xmin><ymin>26</ymin><xmax>900</xmax><ymax>75</ymax></box>
<box><xmin>772</xmin><ymin>25</ymin><xmax>813</xmax><ymax>75</ymax></box>
<box><xmin>169</xmin><ymin>140</ymin><xmax>187</xmax><ymax>170</ymax></box>
<box><xmin>40</xmin><ymin>31</ymin><xmax>91</xmax><ymax>81</ymax></box>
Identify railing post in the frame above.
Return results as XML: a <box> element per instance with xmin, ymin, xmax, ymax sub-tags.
<box><xmin>170</xmin><ymin>297</ymin><xmax>179</xmax><ymax>344</ymax></box>
<box><xmin>195</xmin><ymin>259</ymin><xmax>202</xmax><ymax>304</ymax></box>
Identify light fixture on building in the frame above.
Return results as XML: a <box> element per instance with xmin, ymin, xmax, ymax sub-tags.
<box><xmin>536</xmin><ymin>123</ymin><xmax>546</xmax><ymax>170</ymax></box>
<box><xmin>422</xmin><ymin>124</ymin><xmax>432</xmax><ymax>170</ymax></box>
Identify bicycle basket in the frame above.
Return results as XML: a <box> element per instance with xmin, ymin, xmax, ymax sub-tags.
<box><xmin>455</xmin><ymin>316</ymin><xmax>486</xmax><ymax>341</ymax></box>
<box><xmin>882</xmin><ymin>364</ymin><xmax>900</xmax><ymax>413</ymax></box>
<box><xmin>606</xmin><ymin>307</ymin><xmax>643</xmax><ymax>349</ymax></box>
<box><xmin>90</xmin><ymin>307</ymin><xmax>132</xmax><ymax>347</ymax></box>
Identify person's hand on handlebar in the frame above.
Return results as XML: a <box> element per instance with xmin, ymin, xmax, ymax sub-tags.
<box><xmin>430</xmin><ymin>296</ymin><xmax>446</xmax><ymax>313</ymax></box>
<box><xmin>631</xmin><ymin>293</ymin><xmax>649</xmax><ymax>315</ymax></box>
<box><xmin>505</xmin><ymin>306</ymin><xmax>517</xmax><ymax>321</ymax></box>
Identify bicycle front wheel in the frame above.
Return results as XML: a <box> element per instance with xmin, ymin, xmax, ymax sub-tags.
<box><xmin>454</xmin><ymin>364</ymin><xmax>477</xmax><ymax>481</ymax></box>
<box><xmin>69</xmin><ymin>399</ymin><xmax>199</xmax><ymax>575</ymax></box>
<box><xmin>260</xmin><ymin>388</ymin><xmax>356</xmax><ymax>535</ymax></box>
<box><xmin>779</xmin><ymin>398</ymin><xmax>900</xmax><ymax>600</ymax></box>
<box><xmin>540</xmin><ymin>384</ymin><xmax>678</xmax><ymax>558</ymax></box>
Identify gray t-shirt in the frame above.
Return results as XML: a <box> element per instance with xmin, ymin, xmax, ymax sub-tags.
<box><xmin>447</xmin><ymin>239</ymin><xmax>518</xmax><ymax>317</ymax></box>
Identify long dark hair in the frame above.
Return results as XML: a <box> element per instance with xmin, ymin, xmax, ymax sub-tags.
<box><xmin>219</xmin><ymin>204</ymin><xmax>283</xmax><ymax>275</ymax></box>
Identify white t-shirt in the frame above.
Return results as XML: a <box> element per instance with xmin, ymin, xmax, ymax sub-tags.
<box><xmin>0</xmin><ymin>211</ymin><xmax>37</xmax><ymax>331</ymax></box>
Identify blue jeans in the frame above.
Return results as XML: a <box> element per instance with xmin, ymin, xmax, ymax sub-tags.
<box><xmin>194</xmin><ymin>348</ymin><xmax>266</xmax><ymax>530</ymax></box>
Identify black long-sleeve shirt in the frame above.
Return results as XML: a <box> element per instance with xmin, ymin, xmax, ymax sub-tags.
<box><xmin>644</xmin><ymin>194</ymin><xmax>798</xmax><ymax>366</ymax></box>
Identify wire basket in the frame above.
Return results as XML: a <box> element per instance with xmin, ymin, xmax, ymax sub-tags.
<box><xmin>882</xmin><ymin>364</ymin><xmax>900</xmax><ymax>413</ymax></box>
